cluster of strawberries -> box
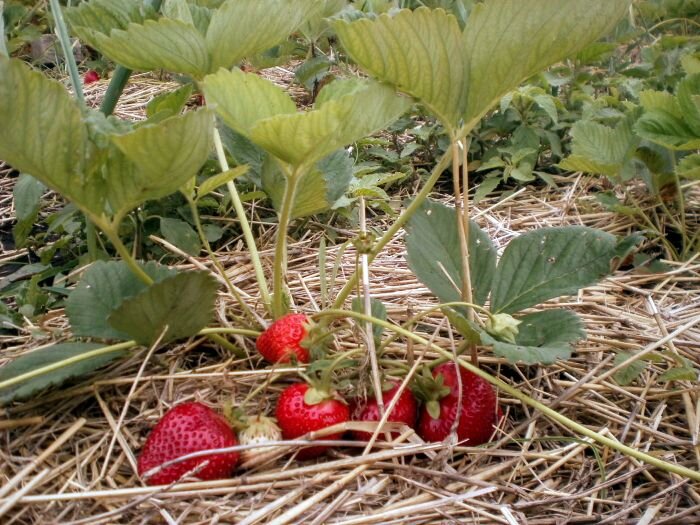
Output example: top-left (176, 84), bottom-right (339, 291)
top-left (138, 314), bottom-right (502, 485)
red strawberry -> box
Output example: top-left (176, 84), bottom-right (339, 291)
top-left (351, 382), bottom-right (417, 441)
top-left (275, 382), bottom-right (349, 459)
top-left (256, 313), bottom-right (311, 364)
top-left (137, 402), bottom-right (239, 485)
top-left (83, 70), bottom-right (100, 85)
top-left (415, 363), bottom-right (499, 446)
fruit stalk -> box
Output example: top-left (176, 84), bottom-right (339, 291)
top-left (358, 195), bottom-right (386, 420)
top-left (332, 147), bottom-right (453, 309)
top-left (212, 124), bottom-right (272, 314)
top-left (272, 171), bottom-right (302, 318)
top-left (316, 309), bottom-right (700, 482)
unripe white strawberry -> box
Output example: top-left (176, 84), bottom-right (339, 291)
top-left (238, 415), bottom-right (282, 462)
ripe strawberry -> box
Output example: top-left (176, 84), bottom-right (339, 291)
top-left (256, 313), bottom-right (311, 364)
top-left (83, 70), bottom-right (100, 85)
top-left (238, 415), bottom-right (283, 463)
top-left (351, 382), bottom-right (417, 441)
top-left (137, 402), bottom-right (239, 485)
top-left (275, 382), bottom-right (349, 459)
top-left (415, 363), bottom-right (499, 446)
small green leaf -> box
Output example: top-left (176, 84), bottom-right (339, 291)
top-left (93, 18), bottom-right (210, 78)
top-left (205, 0), bottom-right (320, 71)
top-left (612, 352), bottom-right (647, 386)
top-left (108, 109), bottom-right (214, 217)
top-left (474, 176), bottom-right (501, 204)
top-left (0, 342), bottom-right (126, 405)
top-left (146, 83), bottom-right (194, 120)
top-left (202, 68), bottom-right (297, 136)
top-left (659, 365), bottom-right (697, 383)
top-left (12, 174), bottom-right (45, 247)
top-left (676, 73), bottom-right (700, 135)
top-left (334, 7), bottom-right (466, 133)
top-left (491, 226), bottom-right (619, 314)
top-left (64, 0), bottom-right (153, 50)
top-left (250, 79), bottom-right (410, 168)
top-left (160, 218), bottom-right (201, 256)
top-left (480, 309), bottom-right (584, 364)
top-left (263, 149), bottom-right (354, 219)
top-left (677, 153), bottom-right (700, 181)
top-left (197, 165), bottom-right (249, 200)
top-left (66, 261), bottom-right (175, 341)
top-left (635, 111), bottom-right (700, 151)
top-left (405, 199), bottom-right (497, 306)
top-left (108, 271), bottom-right (218, 345)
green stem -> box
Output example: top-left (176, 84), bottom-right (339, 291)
top-left (670, 155), bottom-right (689, 258)
top-left (272, 172), bottom-right (301, 319)
top-left (49, 0), bottom-right (84, 108)
top-left (0, 2), bottom-right (9, 58)
top-left (100, 66), bottom-right (132, 116)
top-left (98, 0), bottom-right (162, 115)
top-left (49, 0), bottom-right (100, 261)
top-left (101, 223), bottom-right (153, 286)
top-left (316, 309), bottom-right (700, 482)
top-left (0, 326), bottom-right (260, 392)
top-left (212, 125), bottom-right (272, 314)
top-left (187, 198), bottom-right (258, 326)
top-left (331, 148), bottom-right (453, 310)
top-left (205, 334), bottom-right (246, 359)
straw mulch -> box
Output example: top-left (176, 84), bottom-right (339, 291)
top-left (0, 74), bottom-right (699, 525)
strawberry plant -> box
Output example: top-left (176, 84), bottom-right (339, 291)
top-left (0, 0), bottom-right (699, 495)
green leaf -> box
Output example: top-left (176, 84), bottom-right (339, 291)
top-left (0, 342), bottom-right (125, 405)
top-left (659, 365), bottom-right (697, 383)
top-left (66, 261), bottom-right (175, 341)
top-left (197, 165), bottom-right (249, 200)
top-left (334, 7), bottom-right (467, 133)
top-left (677, 153), bottom-right (700, 181)
top-left (405, 199), bottom-right (497, 306)
top-left (205, 0), bottom-right (320, 71)
top-left (160, 218), bottom-right (201, 256)
top-left (559, 118), bottom-right (636, 178)
top-left (639, 90), bottom-right (682, 117)
top-left (460, 0), bottom-right (630, 130)
top-left (295, 55), bottom-right (333, 91)
top-left (480, 309), bottom-right (584, 364)
top-left (202, 68), bottom-right (297, 136)
top-left (108, 271), bottom-right (218, 345)
top-left (146, 83), bottom-right (194, 120)
top-left (0, 58), bottom-right (98, 214)
top-left (93, 18), bottom-right (210, 78)
top-left (352, 296), bottom-right (387, 344)
top-left (635, 110), bottom-right (700, 151)
top-left (491, 226), bottom-right (618, 314)
top-left (12, 174), bottom-right (46, 247)
top-left (263, 149), bottom-right (354, 219)
top-left (336, 1), bottom-right (630, 134)
top-left (612, 352), bottom-right (647, 386)
top-left (677, 73), bottom-right (700, 136)
top-left (162, 0), bottom-right (194, 25)
top-left (250, 79), bottom-right (410, 168)
top-left (108, 109), bottom-right (213, 217)
top-left (64, 0), bottom-right (153, 50)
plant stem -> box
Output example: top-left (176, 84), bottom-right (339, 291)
top-left (316, 309), bottom-right (700, 482)
top-left (272, 172), bottom-right (301, 318)
top-left (49, 0), bottom-right (84, 108)
top-left (187, 197), bottom-right (259, 326)
top-left (49, 0), bottom-right (101, 261)
top-left (100, 66), bottom-right (132, 116)
top-left (670, 154), bottom-right (689, 258)
top-left (0, 326), bottom-right (260, 392)
top-left (0, 2), bottom-right (9, 58)
top-left (100, 223), bottom-right (154, 286)
top-left (331, 148), bottom-right (453, 310)
top-left (212, 126), bottom-right (272, 315)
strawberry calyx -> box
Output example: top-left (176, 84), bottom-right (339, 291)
top-left (411, 366), bottom-right (451, 419)
top-left (299, 348), bottom-right (361, 405)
